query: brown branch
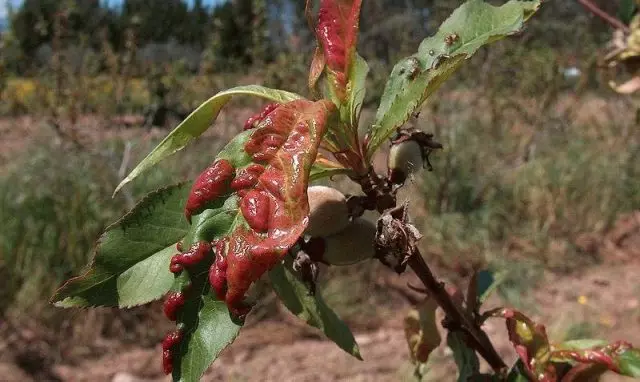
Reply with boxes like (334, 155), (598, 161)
(577, 0), (630, 33)
(407, 252), (507, 372)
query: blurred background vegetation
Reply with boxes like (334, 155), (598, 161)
(0, 0), (639, 379)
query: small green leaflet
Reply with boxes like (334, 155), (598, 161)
(173, 294), (242, 382)
(447, 331), (480, 382)
(269, 260), (362, 360)
(365, 0), (541, 159)
(114, 85), (303, 195)
(51, 184), (190, 308)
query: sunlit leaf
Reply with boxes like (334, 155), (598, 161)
(269, 260), (361, 359)
(51, 184), (190, 308)
(114, 85), (303, 195)
(366, 0), (541, 158)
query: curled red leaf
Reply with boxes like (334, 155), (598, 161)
(162, 328), (184, 375)
(169, 241), (212, 274)
(208, 100), (333, 317)
(315, 0), (363, 99)
(163, 291), (186, 321)
(184, 159), (235, 222)
(244, 103), (280, 130)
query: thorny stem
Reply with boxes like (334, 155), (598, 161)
(577, 0), (630, 33)
(407, 250), (507, 372)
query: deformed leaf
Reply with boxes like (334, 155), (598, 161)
(494, 308), (555, 380)
(198, 99), (334, 317)
(551, 340), (640, 378)
(114, 85), (303, 195)
(404, 297), (441, 364)
(269, 261), (361, 359)
(51, 184), (191, 308)
(314, 0), (363, 102)
(365, 0), (541, 158)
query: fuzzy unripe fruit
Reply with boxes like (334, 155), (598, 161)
(388, 140), (423, 184)
(320, 218), (377, 266)
(306, 185), (350, 237)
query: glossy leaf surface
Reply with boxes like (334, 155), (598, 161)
(115, 86), (303, 195)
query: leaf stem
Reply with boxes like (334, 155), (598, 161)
(407, 248), (507, 372)
(577, 0), (630, 33)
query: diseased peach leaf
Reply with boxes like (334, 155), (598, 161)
(169, 99), (334, 381)
(315, 0), (363, 102)
(114, 85), (303, 195)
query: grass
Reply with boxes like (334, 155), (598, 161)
(413, 91), (640, 278)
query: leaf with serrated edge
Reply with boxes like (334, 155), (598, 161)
(366, 0), (541, 158)
(114, 85), (303, 195)
(171, 100), (334, 380)
(51, 183), (190, 308)
(269, 261), (361, 359)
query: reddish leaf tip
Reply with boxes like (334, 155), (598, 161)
(184, 159), (235, 222)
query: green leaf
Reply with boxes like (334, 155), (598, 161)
(170, 195), (241, 382)
(269, 261), (362, 360)
(556, 339), (609, 350)
(447, 331), (480, 382)
(310, 157), (354, 181)
(347, 53), (369, 131)
(172, 293), (242, 382)
(617, 347), (640, 377)
(51, 184), (190, 308)
(114, 85), (303, 195)
(365, 0), (541, 158)
(619, 0), (637, 24)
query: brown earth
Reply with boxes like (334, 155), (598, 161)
(2, 251), (638, 382)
